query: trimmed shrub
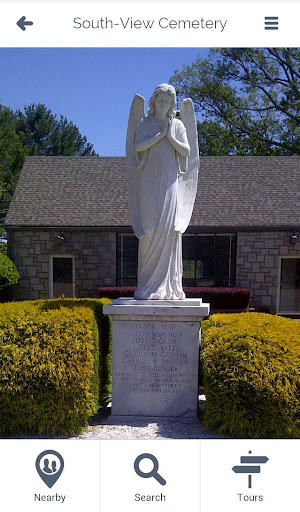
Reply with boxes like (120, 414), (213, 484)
(184, 287), (250, 309)
(0, 242), (7, 254)
(35, 298), (112, 402)
(98, 286), (251, 310)
(0, 301), (37, 318)
(0, 305), (99, 436)
(201, 313), (300, 438)
(0, 253), (19, 290)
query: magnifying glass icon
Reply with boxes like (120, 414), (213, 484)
(134, 453), (166, 486)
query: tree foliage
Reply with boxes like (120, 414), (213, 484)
(171, 48), (300, 155)
(0, 106), (25, 221)
(0, 103), (96, 220)
(0, 253), (19, 290)
(15, 103), (96, 156)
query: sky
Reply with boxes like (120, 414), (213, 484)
(0, 48), (209, 155)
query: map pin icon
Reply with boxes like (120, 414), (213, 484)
(36, 450), (64, 488)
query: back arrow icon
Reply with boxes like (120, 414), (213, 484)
(17, 16), (34, 31)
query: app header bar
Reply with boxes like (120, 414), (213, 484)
(0, 1), (299, 47)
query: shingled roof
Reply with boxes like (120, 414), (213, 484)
(5, 155), (300, 230)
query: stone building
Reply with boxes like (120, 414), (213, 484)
(5, 155), (300, 315)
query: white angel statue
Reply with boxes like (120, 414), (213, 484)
(126, 83), (199, 300)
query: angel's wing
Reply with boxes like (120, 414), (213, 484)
(175, 98), (199, 234)
(126, 94), (145, 239)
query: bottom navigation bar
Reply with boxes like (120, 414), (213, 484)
(0, 439), (298, 511)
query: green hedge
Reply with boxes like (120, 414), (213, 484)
(0, 304), (99, 436)
(201, 313), (300, 438)
(35, 298), (112, 403)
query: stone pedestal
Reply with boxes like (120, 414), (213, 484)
(103, 298), (210, 418)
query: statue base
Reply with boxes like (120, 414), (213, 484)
(103, 298), (210, 418)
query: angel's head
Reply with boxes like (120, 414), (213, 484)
(148, 83), (176, 118)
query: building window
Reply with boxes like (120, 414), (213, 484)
(117, 234), (138, 286)
(117, 233), (236, 287)
(182, 234), (236, 287)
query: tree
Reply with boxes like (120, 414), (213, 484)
(15, 103), (96, 156)
(0, 253), (19, 290)
(0, 106), (25, 225)
(170, 48), (300, 155)
(0, 103), (97, 223)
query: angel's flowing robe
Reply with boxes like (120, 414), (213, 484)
(134, 116), (187, 300)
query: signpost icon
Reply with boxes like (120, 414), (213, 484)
(232, 451), (269, 488)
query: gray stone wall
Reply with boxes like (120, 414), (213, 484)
(8, 230), (117, 301)
(236, 231), (300, 313)
(9, 228), (300, 311)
